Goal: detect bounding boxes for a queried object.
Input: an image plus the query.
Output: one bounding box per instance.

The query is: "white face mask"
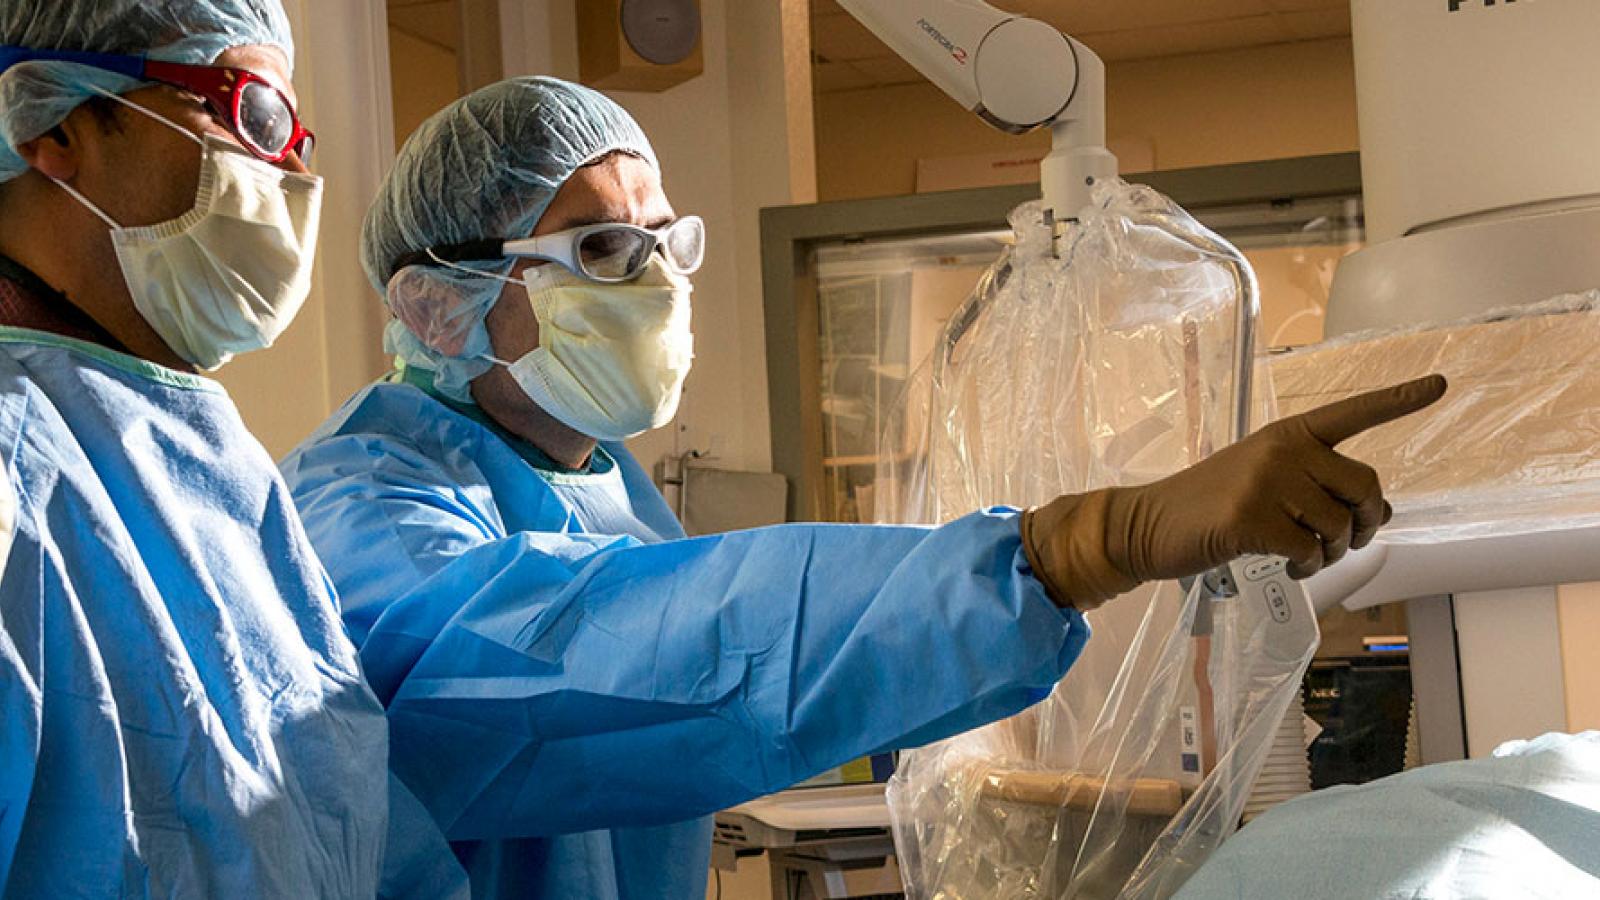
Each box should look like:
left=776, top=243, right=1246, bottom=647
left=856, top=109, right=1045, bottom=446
left=50, top=92, right=323, bottom=371
left=490, top=254, right=695, bottom=441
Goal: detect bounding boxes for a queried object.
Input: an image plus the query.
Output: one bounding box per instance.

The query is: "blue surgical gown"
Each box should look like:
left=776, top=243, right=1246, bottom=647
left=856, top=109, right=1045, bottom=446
left=279, top=371, right=1092, bottom=899
left=0, top=328, right=399, bottom=897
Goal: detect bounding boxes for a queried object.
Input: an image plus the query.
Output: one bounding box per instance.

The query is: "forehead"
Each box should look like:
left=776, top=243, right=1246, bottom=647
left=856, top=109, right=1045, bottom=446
left=536, top=153, right=673, bottom=231
left=567, top=154, right=662, bottom=200
left=212, top=43, right=295, bottom=104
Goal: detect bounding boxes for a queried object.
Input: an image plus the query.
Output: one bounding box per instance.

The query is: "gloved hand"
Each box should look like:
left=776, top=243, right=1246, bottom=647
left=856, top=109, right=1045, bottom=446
left=1022, top=375, right=1448, bottom=611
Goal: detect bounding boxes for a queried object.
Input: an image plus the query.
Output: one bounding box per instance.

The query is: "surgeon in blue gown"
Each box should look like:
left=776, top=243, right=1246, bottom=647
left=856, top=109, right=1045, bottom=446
left=280, top=77, right=1445, bottom=899
left=0, top=2, right=452, bottom=896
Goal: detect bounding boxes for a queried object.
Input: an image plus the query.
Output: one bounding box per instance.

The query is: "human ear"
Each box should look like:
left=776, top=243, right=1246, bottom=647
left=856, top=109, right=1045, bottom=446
left=14, top=111, right=92, bottom=182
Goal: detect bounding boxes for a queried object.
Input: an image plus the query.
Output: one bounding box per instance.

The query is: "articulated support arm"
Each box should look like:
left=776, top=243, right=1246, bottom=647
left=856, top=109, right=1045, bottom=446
left=837, top=0, right=1117, bottom=221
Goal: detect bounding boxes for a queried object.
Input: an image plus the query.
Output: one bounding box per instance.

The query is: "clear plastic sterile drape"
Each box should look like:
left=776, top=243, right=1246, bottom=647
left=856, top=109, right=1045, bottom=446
left=879, top=180, right=1320, bottom=899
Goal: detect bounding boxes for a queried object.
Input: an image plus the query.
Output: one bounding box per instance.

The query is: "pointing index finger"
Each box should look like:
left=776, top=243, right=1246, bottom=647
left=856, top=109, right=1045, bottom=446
left=1298, top=374, right=1449, bottom=447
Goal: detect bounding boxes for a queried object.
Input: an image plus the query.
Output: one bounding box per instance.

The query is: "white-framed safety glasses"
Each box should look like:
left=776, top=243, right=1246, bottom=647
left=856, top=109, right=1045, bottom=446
left=400, top=215, right=706, bottom=284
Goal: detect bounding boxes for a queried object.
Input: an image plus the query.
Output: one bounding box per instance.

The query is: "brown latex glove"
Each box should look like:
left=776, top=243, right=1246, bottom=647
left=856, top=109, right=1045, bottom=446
left=1022, top=375, right=1449, bottom=611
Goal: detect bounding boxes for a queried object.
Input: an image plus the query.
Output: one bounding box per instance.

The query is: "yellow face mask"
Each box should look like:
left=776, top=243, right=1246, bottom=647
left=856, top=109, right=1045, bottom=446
left=491, top=254, right=695, bottom=441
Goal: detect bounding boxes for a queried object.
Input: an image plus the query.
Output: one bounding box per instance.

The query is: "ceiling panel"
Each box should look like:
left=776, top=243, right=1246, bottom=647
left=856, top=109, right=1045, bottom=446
left=1081, top=14, right=1293, bottom=62
left=811, top=11, right=893, bottom=62
left=848, top=54, right=924, bottom=86
left=387, top=0, right=460, bottom=53
left=1277, top=7, right=1353, bottom=40
left=1263, top=0, right=1348, bottom=11
left=1009, top=0, right=1276, bottom=35
left=813, top=60, right=877, bottom=92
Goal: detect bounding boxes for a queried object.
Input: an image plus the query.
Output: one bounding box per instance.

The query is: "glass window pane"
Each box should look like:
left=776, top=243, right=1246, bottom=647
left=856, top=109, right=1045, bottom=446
left=813, top=232, right=1008, bottom=522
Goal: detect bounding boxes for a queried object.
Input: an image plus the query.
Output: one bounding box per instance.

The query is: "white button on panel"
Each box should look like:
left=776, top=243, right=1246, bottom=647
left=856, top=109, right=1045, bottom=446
left=1265, top=582, right=1292, bottom=623
left=1244, top=557, right=1287, bottom=582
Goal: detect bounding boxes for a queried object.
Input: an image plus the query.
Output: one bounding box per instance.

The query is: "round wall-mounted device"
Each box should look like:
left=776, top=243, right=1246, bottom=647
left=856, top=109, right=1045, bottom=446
left=621, top=0, right=701, bottom=66
left=579, top=0, right=704, bottom=92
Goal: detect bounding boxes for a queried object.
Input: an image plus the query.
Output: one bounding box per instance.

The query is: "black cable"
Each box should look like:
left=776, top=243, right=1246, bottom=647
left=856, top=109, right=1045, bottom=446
left=713, top=867, right=722, bottom=900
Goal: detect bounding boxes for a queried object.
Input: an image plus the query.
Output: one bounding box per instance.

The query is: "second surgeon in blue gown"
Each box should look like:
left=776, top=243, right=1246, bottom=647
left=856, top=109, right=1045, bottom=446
left=284, top=371, right=1079, bottom=898
left=281, top=77, right=1444, bottom=898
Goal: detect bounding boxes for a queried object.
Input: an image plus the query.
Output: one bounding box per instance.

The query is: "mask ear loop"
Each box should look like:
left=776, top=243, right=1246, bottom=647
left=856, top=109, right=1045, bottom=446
left=49, top=176, right=121, bottom=228
left=46, top=85, right=209, bottom=227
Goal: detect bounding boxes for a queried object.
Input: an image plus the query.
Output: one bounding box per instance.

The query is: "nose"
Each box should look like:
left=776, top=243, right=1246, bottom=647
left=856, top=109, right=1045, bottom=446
left=277, top=149, right=311, bottom=176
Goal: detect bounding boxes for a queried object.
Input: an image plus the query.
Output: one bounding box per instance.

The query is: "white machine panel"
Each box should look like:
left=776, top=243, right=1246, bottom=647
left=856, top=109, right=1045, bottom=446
left=1325, top=204, right=1600, bottom=335
left=1351, top=0, right=1600, bottom=243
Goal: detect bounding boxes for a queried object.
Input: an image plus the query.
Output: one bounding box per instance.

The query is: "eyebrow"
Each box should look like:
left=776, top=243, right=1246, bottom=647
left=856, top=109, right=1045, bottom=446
left=546, top=212, right=678, bottom=232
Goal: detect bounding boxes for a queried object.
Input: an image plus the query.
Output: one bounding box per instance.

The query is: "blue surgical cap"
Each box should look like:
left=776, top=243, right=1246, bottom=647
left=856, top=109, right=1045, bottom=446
left=364, top=76, right=658, bottom=403
left=0, top=1, right=294, bottom=182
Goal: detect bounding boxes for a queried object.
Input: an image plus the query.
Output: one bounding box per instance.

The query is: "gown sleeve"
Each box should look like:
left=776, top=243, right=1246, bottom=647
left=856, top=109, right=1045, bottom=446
left=0, top=472, right=36, bottom=890
left=286, top=432, right=1090, bottom=842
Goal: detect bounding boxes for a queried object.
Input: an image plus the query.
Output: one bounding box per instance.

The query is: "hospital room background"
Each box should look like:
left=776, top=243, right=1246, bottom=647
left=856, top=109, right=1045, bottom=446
left=226, top=3, right=1600, bottom=898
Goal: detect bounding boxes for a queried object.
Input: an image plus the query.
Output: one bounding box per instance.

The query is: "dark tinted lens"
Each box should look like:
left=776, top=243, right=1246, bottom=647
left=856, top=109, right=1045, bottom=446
left=663, top=218, right=705, bottom=273
left=293, top=132, right=315, bottom=165
left=578, top=228, right=651, bottom=280
left=238, top=80, right=294, bottom=155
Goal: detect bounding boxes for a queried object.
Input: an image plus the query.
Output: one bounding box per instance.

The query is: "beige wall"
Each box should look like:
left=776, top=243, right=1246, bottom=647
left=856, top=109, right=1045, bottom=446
left=1559, top=583, right=1600, bottom=732
left=388, top=27, right=461, bottom=149
left=1248, top=243, right=1358, bottom=350
left=816, top=37, right=1360, bottom=201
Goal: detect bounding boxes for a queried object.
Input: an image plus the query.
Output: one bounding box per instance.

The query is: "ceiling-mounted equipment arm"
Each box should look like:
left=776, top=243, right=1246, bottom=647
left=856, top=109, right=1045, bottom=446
left=837, top=0, right=1117, bottom=222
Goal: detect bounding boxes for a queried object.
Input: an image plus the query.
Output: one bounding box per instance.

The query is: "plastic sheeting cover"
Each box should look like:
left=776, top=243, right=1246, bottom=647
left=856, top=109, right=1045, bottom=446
left=878, top=179, right=1319, bottom=899
left=1268, top=291, right=1600, bottom=542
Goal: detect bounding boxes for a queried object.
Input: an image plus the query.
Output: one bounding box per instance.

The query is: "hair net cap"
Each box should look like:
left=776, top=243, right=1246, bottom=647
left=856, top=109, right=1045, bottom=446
left=364, top=76, right=658, bottom=403
left=0, top=1, right=294, bottom=182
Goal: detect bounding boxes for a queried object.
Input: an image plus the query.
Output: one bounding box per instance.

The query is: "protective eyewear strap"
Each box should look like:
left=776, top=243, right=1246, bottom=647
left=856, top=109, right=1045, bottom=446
left=85, top=84, right=203, bottom=147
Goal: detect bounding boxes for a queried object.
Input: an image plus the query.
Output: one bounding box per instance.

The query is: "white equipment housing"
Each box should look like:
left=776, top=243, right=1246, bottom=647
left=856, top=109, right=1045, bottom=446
left=1327, top=0, right=1600, bottom=334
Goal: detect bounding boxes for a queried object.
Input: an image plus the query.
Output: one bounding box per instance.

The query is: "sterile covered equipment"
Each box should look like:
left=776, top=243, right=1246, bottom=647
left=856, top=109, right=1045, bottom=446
left=879, top=180, right=1318, bottom=899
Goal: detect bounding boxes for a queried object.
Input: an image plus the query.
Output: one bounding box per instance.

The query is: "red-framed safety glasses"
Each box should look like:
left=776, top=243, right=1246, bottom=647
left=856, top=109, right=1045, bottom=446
left=144, top=59, right=313, bottom=164
left=0, top=47, right=314, bottom=164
